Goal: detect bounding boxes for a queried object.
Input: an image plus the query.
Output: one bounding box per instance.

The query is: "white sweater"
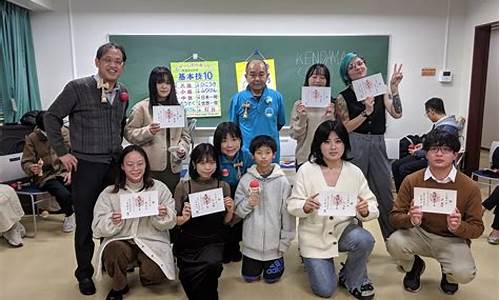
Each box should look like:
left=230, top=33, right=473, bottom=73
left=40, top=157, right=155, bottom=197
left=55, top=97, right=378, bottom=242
left=287, top=161, right=378, bottom=258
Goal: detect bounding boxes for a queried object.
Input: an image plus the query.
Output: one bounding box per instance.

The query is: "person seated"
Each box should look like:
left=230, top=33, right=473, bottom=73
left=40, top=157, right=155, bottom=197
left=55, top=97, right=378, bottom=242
left=482, top=146, right=499, bottom=244
left=92, top=145, right=177, bottom=300
left=0, top=184, right=26, bottom=247
left=387, top=130, right=484, bottom=295
left=21, top=111, right=75, bottom=232
left=392, top=97, right=463, bottom=192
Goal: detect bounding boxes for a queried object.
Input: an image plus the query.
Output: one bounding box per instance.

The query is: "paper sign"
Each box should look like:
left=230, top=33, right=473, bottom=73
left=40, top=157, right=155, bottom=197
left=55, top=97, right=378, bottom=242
left=189, top=188, right=225, bottom=218
left=352, top=73, right=387, bottom=101
left=171, top=61, right=221, bottom=118
left=414, top=187, right=457, bottom=214
left=120, top=191, right=159, bottom=219
left=301, top=86, right=331, bottom=108
left=318, top=189, right=357, bottom=216
left=152, top=105, right=185, bottom=128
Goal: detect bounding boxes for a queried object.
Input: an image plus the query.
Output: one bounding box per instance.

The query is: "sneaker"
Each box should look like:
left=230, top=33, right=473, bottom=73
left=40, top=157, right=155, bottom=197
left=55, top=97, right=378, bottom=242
left=440, top=273, right=458, bottom=295
left=487, top=230, right=499, bottom=245
left=403, top=255, right=426, bottom=292
left=16, top=222, right=26, bottom=238
left=40, top=210, right=50, bottom=218
left=78, top=278, right=96, bottom=295
left=3, top=222, right=24, bottom=247
left=348, top=283, right=375, bottom=300
left=63, top=214, right=76, bottom=233
left=338, top=264, right=375, bottom=300
left=105, top=285, right=129, bottom=300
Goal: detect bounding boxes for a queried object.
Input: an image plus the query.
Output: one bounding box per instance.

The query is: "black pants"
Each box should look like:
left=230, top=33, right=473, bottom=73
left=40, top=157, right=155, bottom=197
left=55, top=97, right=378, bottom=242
left=73, top=159, right=115, bottom=281
left=40, top=178, right=73, bottom=216
left=176, top=243, right=224, bottom=300
left=483, top=186, right=499, bottom=230
left=223, top=222, right=242, bottom=260
left=391, top=156, right=428, bottom=192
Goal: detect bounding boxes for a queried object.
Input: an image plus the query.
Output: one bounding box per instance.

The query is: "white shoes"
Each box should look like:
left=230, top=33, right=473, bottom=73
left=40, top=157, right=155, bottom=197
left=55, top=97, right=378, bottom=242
left=2, top=222, right=25, bottom=247
left=62, top=214, right=76, bottom=233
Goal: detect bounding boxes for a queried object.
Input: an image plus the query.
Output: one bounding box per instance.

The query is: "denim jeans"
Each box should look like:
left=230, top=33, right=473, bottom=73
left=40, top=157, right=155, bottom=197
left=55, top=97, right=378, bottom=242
left=40, top=177, right=73, bottom=216
left=303, top=224, right=375, bottom=298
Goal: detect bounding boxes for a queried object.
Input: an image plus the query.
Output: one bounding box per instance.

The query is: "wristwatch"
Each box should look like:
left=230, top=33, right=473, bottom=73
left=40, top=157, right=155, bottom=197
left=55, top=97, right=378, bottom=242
left=361, top=110, right=369, bottom=118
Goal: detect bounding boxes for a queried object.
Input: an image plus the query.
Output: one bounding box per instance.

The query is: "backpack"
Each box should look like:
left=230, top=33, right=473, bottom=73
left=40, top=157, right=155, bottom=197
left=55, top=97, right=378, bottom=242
left=20, top=110, right=41, bottom=126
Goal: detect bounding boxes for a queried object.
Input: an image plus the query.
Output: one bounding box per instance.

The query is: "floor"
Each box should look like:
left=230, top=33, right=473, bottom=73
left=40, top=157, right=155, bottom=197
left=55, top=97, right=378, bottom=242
left=0, top=150, right=498, bottom=300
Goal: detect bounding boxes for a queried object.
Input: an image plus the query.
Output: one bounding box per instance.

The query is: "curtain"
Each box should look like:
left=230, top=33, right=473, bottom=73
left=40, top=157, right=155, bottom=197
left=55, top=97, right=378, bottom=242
left=0, top=0, right=41, bottom=123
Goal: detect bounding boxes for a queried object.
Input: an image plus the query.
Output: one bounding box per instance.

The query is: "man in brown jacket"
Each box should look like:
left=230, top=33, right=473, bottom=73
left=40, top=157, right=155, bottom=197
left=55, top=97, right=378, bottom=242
left=21, top=111, right=74, bottom=232
left=387, top=129, right=484, bottom=295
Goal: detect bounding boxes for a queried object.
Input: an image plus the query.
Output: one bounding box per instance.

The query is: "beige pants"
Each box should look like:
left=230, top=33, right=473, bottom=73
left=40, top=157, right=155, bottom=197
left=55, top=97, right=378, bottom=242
left=387, top=226, right=477, bottom=284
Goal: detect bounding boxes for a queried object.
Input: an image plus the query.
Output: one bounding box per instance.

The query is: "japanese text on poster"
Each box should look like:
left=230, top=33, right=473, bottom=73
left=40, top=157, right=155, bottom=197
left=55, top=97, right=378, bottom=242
left=171, top=61, right=221, bottom=118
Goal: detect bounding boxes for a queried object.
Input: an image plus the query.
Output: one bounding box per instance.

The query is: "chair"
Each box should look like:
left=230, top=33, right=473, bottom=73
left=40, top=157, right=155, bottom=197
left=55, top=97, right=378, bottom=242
left=471, top=142, right=499, bottom=195
left=16, top=185, right=51, bottom=237
left=0, top=152, right=51, bottom=237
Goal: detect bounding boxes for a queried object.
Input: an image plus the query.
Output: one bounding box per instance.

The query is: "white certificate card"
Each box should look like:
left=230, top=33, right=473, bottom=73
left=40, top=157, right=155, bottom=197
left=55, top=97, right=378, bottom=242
left=152, top=105, right=185, bottom=128
left=414, top=187, right=457, bottom=214
left=301, top=86, right=331, bottom=108
left=352, top=73, right=387, bottom=101
left=317, top=189, right=357, bottom=217
left=189, top=188, right=225, bottom=218
left=120, top=191, right=159, bottom=219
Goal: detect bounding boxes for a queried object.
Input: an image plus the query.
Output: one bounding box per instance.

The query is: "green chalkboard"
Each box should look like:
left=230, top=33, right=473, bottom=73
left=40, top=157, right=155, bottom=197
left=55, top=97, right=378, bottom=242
left=109, top=35, right=389, bottom=127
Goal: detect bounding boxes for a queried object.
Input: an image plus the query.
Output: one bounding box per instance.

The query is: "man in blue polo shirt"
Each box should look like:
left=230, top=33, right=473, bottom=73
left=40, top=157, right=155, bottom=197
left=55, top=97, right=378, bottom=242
left=229, top=59, right=286, bottom=163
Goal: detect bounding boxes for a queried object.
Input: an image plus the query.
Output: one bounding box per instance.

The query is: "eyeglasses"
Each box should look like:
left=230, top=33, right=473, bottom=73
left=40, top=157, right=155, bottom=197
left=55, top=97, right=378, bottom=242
left=348, top=60, right=365, bottom=71
left=427, top=146, right=454, bottom=154
left=100, top=57, right=123, bottom=66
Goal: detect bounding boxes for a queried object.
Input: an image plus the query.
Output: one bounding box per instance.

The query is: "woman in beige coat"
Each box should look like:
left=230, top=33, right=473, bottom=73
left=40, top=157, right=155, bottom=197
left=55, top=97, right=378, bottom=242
left=125, top=66, right=191, bottom=193
left=92, top=145, right=177, bottom=300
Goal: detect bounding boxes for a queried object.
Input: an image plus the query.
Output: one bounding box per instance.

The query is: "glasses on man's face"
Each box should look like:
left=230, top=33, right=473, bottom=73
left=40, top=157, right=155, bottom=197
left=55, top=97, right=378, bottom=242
left=100, top=57, right=123, bottom=66
left=428, top=146, right=453, bottom=154
left=348, top=60, right=365, bottom=71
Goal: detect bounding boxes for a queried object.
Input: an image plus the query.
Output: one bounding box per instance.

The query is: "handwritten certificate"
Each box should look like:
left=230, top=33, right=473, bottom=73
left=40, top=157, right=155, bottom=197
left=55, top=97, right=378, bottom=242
left=301, top=86, right=331, bottom=108
left=152, top=105, right=185, bottom=128
left=317, top=189, right=357, bottom=216
left=120, top=191, right=159, bottom=219
left=414, top=187, right=457, bottom=214
left=189, top=188, right=225, bottom=218
left=352, top=73, right=387, bottom=101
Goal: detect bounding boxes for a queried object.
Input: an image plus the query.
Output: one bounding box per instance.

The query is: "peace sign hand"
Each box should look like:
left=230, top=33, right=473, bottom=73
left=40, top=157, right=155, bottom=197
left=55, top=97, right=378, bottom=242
left=390, top=64, right=403, bottom=92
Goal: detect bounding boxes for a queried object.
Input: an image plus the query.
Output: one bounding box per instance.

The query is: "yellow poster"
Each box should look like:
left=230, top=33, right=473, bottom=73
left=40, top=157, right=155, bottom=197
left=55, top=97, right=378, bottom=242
left=235, top=59, right=277, bottom=92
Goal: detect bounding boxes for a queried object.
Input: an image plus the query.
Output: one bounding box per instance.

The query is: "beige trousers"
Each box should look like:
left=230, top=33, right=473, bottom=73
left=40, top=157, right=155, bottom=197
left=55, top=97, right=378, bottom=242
left=387, top=226, right=477, bottom=284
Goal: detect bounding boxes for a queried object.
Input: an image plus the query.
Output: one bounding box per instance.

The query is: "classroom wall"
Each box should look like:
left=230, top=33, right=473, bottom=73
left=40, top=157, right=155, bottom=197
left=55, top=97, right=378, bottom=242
left=30, top=0, right=498, bottom=139
left=481, top=28, right=499, bottom=149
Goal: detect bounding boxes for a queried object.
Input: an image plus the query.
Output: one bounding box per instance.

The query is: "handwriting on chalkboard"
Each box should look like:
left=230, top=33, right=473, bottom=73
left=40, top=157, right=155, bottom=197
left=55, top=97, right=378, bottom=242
left=295, top=49, right=345, bottom=76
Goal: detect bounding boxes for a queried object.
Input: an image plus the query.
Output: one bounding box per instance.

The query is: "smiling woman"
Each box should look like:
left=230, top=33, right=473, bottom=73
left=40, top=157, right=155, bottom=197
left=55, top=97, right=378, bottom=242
left=92, top=144, right=177, bottom=300
left=334, top=51, right=404, bottom=240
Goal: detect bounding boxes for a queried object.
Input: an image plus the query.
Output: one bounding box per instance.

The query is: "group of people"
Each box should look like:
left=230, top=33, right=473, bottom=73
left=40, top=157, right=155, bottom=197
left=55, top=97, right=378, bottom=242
left=0, top=41, right=489, bottom=300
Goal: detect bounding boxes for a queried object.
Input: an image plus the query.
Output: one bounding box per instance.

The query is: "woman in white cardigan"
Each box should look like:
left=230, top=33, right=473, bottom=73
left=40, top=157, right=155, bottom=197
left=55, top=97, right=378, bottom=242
left=125, top=66, right=191, bottom=194
left=287, top=120, right=379, bottom=300
left=92, top=145, right=177, bottom=300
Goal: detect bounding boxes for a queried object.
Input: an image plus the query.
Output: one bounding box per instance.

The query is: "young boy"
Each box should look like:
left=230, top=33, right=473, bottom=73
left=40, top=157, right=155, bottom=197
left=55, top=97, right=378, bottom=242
left=234, top=135, right=295, bottom=283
